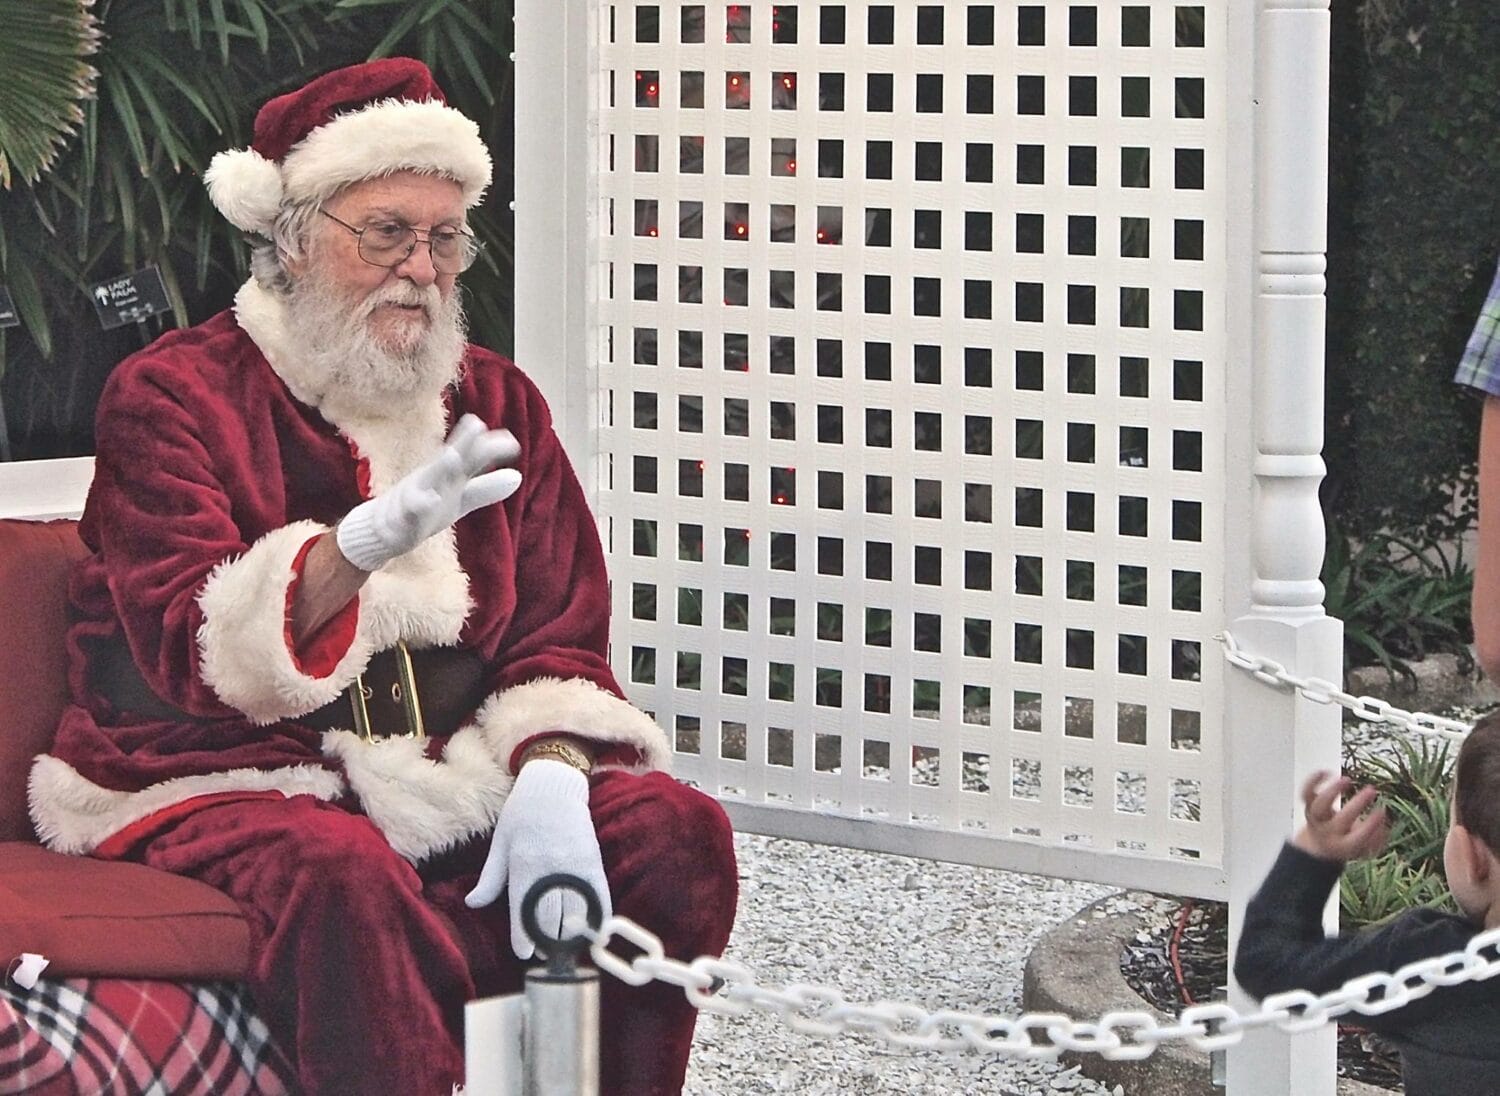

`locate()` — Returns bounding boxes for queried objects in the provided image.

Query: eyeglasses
[319,209,482,274]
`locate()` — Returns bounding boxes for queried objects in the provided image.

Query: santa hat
[205,58,492,236]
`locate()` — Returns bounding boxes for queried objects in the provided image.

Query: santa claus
[28,58,737,1095]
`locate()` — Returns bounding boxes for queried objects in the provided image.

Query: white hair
[248,199,323,296]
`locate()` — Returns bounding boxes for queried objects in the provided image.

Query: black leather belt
[90,635,488,739]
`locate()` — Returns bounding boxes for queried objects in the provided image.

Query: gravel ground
[1343,706,1484,764]
[684,832,1132,1096]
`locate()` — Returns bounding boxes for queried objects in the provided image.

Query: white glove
[464,759,613,960]
[336,414,522,572]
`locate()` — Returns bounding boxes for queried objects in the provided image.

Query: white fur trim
[323,726,511,863]
[27,754,344,855]
[474,678,672,774]
[331,404,472,647]
[361,535,471,647]
[232,279,474,646]
[205,148,285,234]
[281,98,491,208]
[196,520,382,724]
[232,278,287,365]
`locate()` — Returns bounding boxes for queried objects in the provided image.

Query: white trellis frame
[515,1,1338,1094]
[526,0,1232,888]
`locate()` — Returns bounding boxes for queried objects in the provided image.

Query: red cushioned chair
[0,517,254,978]
[0,518,296,1093]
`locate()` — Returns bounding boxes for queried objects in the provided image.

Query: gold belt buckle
[349,640,426,742]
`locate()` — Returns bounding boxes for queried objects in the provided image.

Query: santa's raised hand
[336,414,521,572]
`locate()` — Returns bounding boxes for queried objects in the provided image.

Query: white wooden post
[514,0,599,505]
[1224,1,1340,1093]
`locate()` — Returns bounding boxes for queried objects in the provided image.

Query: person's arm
[1234,772,1473,1035]
[1473,397,1500,681]
[1234,839,1352,998]
[93,349,519,722]
[288,532,369,646]
[1234,843,1474,1035]
[1460,260,1500,677]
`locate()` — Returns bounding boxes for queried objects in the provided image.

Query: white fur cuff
[472,678,672,775]
[28,755,344,856]
[322,727,511,863]
[195,521,377,724]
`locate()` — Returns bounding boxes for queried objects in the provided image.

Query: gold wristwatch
[519,737,594,774]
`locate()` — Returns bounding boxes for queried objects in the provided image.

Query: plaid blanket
[1,977,295,1095]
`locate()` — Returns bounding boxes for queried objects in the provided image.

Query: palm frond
[0,0,101,187]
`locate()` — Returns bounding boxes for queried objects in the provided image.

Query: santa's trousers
[124,770,739,1096]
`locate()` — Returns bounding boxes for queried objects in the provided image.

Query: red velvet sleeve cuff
[283,535,361,679]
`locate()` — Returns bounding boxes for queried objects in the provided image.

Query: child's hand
[1291,770,1389,863]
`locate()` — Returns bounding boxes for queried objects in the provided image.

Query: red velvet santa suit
[27,278,738,1095]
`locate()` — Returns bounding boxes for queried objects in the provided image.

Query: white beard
[283,270,467,420]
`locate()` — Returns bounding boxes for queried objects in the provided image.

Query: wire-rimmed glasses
[319,209,482,274]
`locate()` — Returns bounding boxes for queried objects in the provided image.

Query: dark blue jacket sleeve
[1233,842,1478,1035]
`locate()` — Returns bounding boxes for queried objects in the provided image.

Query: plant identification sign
[88,267,172,330]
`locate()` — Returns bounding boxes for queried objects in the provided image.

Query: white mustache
[361,283,440,318]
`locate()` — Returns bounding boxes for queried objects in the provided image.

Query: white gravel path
[684,832,1131,1095]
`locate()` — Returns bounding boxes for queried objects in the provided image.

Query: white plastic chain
[571,914,1500,1060]
[553,634,1484,1062]
[1217,630,1474,741]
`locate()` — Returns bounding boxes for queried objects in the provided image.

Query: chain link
[568,914,1500,1062]
[1217,631,1474,740]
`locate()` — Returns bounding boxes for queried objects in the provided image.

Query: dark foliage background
[0,0,513,460]
[1323,0,1500,542]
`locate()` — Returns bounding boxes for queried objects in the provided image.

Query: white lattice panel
[590,1,1233,896]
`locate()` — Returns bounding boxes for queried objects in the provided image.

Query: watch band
[520,738,594,774]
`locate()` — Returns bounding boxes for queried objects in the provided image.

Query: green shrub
[1340,852,1454,928]
[1340,736,1458,928]
[1321,520,1473,680]
[0,1,99,188]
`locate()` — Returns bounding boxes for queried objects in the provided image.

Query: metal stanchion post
[464,873,604,1096]
[523,961,599,1094]
[1211,984,1229,1087]
[521,874,603,1096]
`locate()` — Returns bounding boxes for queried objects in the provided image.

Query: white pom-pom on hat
[205,148,285,235]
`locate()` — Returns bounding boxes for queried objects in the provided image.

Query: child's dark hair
[1455,711,1500,855]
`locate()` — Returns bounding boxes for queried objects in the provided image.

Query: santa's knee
[597,773,738,957]
[275,813,421,925]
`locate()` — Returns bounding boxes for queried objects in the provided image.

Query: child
[1234,712,1500,1096]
